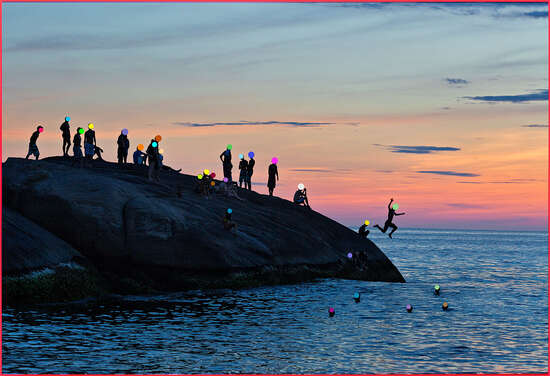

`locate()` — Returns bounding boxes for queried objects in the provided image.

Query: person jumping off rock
[25,125,43,160]
[374,198,406,238]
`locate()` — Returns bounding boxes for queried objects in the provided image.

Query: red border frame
[0,0,547,375]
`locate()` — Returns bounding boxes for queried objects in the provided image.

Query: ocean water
[3,228,548,373]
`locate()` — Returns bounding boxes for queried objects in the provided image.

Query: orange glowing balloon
[155,135,162,142]
[137,144,144,151]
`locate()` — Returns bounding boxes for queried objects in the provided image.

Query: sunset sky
[2,2,548,230]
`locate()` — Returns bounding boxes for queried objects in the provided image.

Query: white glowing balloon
[298,183,305,190]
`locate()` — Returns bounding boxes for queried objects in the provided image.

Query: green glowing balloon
[393,203,399,210]
[78,128,84,134]
[227,144,232,150]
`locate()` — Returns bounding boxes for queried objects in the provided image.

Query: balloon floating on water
[347,252,353,259]
[434,285,440,295]
[328,307,335,317]
[239,154,244,159]
[88,123,94,129]
[227,144,232,150]
[78,128,85,134]
[248,151,254,158]
[227,208,232,214]
[353,292,360,303]
[137,144,144,151]
[271,157,278,164]
[152,142,158,148]
[393,203,399,210]
[155,135,162,142]
[442,302,448,311]
[298,183,305,190]
[223,177,229,183]
[122,128,128,136]
[65,116,70,121]
[406,304,413,313]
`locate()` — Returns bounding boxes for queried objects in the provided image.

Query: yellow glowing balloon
[364,220,370,226]
[159,149,164,154]
[155,135,162,142]
[203,169,210,175]
[137,144,144,151]
[88,123,94,129]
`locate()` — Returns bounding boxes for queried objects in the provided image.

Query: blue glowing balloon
[353,292,360,299]
[248,151,254,158]
[152,141,158,148]
[65,116,70,121]
[239,154,244,159]
[347,252,353,259]
[227,208,233,214]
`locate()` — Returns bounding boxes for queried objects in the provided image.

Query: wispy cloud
[289,168,351,174]
[521,124,548,128]
[173,121,336,128]
[447,203,486,209]
[522,11,548,18]
[375,144,460,154]
[464,89,548,103]
[445,78,469,86]
[417,170,480,177]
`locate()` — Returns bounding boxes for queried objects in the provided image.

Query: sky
[2,2,548,231]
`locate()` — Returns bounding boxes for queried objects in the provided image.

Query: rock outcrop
[2,157,404,302]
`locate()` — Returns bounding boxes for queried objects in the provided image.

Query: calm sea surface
[3,228,548,373]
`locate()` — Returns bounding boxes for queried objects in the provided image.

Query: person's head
[76,127,83,134]
[65,116,70,122]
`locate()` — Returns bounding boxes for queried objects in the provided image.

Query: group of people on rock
[25,118,406,238]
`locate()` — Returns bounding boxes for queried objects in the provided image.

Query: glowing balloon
[239,154,244,159]
[223,177,228,183]
[227,208,232,214]
[435,284,440,291]
[211,181,215,186]
[271,157,278,164]
[227,144,232,150]
[38,126,44,133]
[88,123,94,129]
[137,144,144,151]
[347,252,353,259]
[328,307,335,316]
[248,151,254,158]
[210,172,216,178]
[152,142,158,148]
[353,292,360,299]
[78,128,84,134]
[159,149,164,154]
[442,302,448,311]
[155,135,162,142]
[364,220,370,226]
[393,203,399,210]
[198,174,203,180]
[406,304,413,312]
[298,183,305,190]
[65,116,70,121]
[122,128,128,136]
[204,169,210,175]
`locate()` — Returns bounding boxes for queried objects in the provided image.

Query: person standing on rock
[60,117,71,157]
[84,123,96,166]
[374,198,406,239]
[246,151,255,191]
[146,138,161,182]
[25,125,43,160]
[238,154,248,188]
[71,127,84,168]
[267,157,279,197]
[117,129,130,165]
[219,145,233,182]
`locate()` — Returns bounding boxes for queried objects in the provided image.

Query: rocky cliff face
[2,157,404,302]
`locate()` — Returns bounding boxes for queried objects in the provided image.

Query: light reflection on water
[3,228,548,373]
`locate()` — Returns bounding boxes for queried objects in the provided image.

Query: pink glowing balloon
[271,157,278,164]
[223,177,228,183]
[210,172,216,178]
[38,127,44,133]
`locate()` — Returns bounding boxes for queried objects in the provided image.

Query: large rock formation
[2,157,404,302]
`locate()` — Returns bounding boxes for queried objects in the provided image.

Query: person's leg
[269,187,273,196]
[388,223,398,238]
[375,221,389,233]
[148,162,154,181]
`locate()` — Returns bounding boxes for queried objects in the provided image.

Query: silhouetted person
[220,148,233,182]
[84,126,96,165]
[71,127,84,168]
[117,132,130,165]
[25,126,43,160]
[146,139,161,182]
[133,147,146,165]
[238,156,248,188]
[374,198,406,238]
[94,146,104,161]
[223,211,236,231]
[60,118,71,156]
[246,156,255,190]
[267,162,279,196]
[293,187,311,208]
[358,224,370,239]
